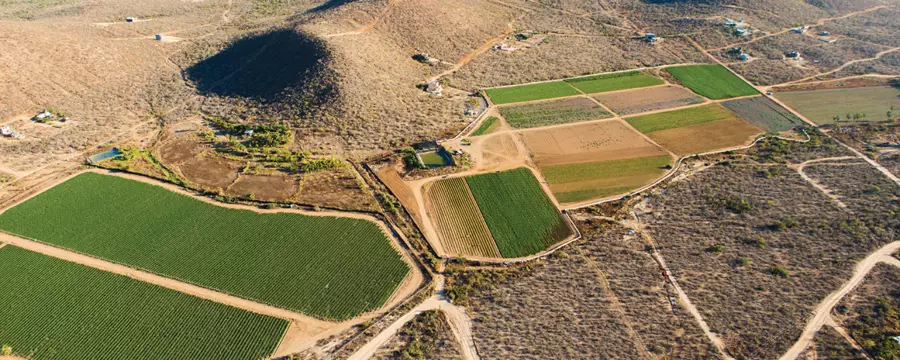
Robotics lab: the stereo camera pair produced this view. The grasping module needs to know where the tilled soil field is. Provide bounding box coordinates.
[593,85,705,116]
[521,120,667,166]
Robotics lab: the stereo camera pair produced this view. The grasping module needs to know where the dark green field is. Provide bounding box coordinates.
[564,71,664,94]
[466,168,570,258]
[0,246,287,360]
[0,173,409,321]
[666,65,759,100]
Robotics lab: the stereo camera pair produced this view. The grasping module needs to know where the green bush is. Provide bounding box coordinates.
[767,265,789,278]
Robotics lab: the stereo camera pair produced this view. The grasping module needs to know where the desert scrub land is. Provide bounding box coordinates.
[497,97,611,129]
[541,155,673,204]
[0,246,287,360]
[721,96,802,132]
[424,177,500,258]
[592,85,705,116]
[833,264,900,360]
[563,71,664,94]
[466,168,570,258]
[666,65,759,100]
[802,162,900,231]
[485,81,580,105]
[798,326,865,359]
[0,172,409,320]
[373,310,463,360]
[446,222,718,359]
[642,159,895,359]
[625,104,763,155]
[775,87,900,125]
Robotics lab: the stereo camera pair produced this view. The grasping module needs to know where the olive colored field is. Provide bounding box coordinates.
[425,178,500,258]
[626,105,763,155]
[666,65,759,99]
[470,116,500,136]
[625,104,737,133]
[593,85,705,115]
[721,96,800,132]
[564,71,664,94]
[521,120,668,166]
[420,151,450,168]
[0,246,287,360]
[485,81,581,105]
[540,155,673,203]
[498,97,611,129]
[466,168,570,258]
[0,173,409,321]
[775,86,900,125]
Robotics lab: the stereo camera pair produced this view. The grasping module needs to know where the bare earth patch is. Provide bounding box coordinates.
[521,120,667,166]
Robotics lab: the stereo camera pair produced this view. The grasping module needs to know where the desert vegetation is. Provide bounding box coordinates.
[373,310,463,360]
[832,264,900,360]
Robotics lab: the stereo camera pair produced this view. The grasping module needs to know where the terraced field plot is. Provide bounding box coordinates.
[485,81,580,105]
[626,104,763,155]
[467,168,570,258]
[564,71,664,94]
[425,178,499,258]
[498,97,611,129]
[0,246,287,360]
[592,85,705,115]
[0,172,409,321]
[775,86,900,125]
[722,96,800,132]
[666,65,759,100]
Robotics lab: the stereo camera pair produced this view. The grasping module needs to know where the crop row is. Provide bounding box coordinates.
[499,97,611,128]
[427,178,499,258]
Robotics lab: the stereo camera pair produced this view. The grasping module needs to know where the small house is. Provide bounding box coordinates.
[820,31,830,36]
[787,51,801,59]
[426,81,443,96]
[515,33,531,41]
[735,28,750,36]
[125,17,136,22]
[492,44,518,52]
[244,129,254,136]
[1,126,11,136]
[792,26,808,34]
[155,34,163,41]
[34,110,53,121]
[739,53,750,61]
[728,47,743,54]
[644,33,659,43]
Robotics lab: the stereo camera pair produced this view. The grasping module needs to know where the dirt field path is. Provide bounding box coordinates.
[790,157,860,209]
[782,46,900,85]
[779,241,900,360]
[824,316,872,359]
[346,276,479,360]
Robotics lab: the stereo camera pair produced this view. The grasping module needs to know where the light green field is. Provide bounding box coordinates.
[564,71,664,94]
[775,86,900,125]
[666,65,759,100]
[485,81,581,105]
[625,104,737,133]
[0,172,409,321]
[0,246,287,360]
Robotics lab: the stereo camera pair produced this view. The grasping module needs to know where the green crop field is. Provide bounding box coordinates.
[498,97,611,128]
[564,71,664,94]
[666,65,759,99]
[485,81,581,105]
[0,246,287,360]
[426,178,499,258]
[721,96,800,132]
[541,155,673,203]
[775,86,900,125]
[0,173,409,321]
[470,116,500,136]
[466,168,570,258]
[625,104,737,133]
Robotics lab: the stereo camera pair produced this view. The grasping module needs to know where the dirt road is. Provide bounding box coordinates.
[346,276,479,360]
[779,241,900,360]
[790,157,860,209]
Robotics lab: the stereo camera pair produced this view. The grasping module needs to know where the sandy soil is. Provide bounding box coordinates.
[521,119,668,166]
[376,165,426,228]
[226,174,300,202]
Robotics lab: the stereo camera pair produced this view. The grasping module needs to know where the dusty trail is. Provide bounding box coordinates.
[790,157,858,209]
[323,0,402,38]
[783,47,900,85]
[429,26,516,82]
[824,316,872,359]
[346,276,479,360]
[779,241,900,360]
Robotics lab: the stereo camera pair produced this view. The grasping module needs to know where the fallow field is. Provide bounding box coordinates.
[0,172,409,321]
[485,81,580,105]
[563,71,664,94]
[498,97,611,129]
[592,85,705,115]
[0,246,287,360]
[721,96,801,132]
[775,86,900,125]
[666,64,759,100]
[425,178,500,258]
[625,104,763,155]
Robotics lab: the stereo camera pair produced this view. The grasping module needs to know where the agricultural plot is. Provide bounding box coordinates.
[466,168,570,258]
[721,96,801,132]
[666,65,759,100]
[563,71,664,94]
[498,97,611,129]
[0,246,287,360]
[592,85,705,115]
[470,116,500,136]
[485,81,580,105]
[775,86,900,125]
[541,155,673,203]
[0,172,409,321]
[425,178,500,258]
[626,104,763,155]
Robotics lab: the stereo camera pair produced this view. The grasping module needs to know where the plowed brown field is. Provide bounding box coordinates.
[521,120,667,166]
[646,118,762,156]
[424,178,500,258]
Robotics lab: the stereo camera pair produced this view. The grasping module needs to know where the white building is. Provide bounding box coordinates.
[426,81,443,96]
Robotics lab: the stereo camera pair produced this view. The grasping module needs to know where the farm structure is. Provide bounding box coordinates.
[0,172,410,321]
[775,86,900,125]
[0,245,287,360]
[497,97,611,129]
[666,64,759,99]
[625,104,763,155]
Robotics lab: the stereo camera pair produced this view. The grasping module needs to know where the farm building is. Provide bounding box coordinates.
[792,26,809,34]
[644,33,659,44]
[1,126,11,136]
[426,81,443,95]
[412,140,440,152]
[155,34,163,41]
[739,53,750,61]
[125,17,136,22]
[735,29,750,36]
[492,44,518,52]
[33,110,53,121]
[787,51,801,59]
[820,31,830,36]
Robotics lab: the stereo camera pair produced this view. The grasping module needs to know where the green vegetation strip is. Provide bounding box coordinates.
[541,155,673,185]
[499,98,611,129]
[0,173,409,321]
[485,81,581,105]
[470,116,499,136]
[626,104,735,133]
[0,246,287,360]
[666,65,758,100]
[466,168,569,258]
[564,71,664,94]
